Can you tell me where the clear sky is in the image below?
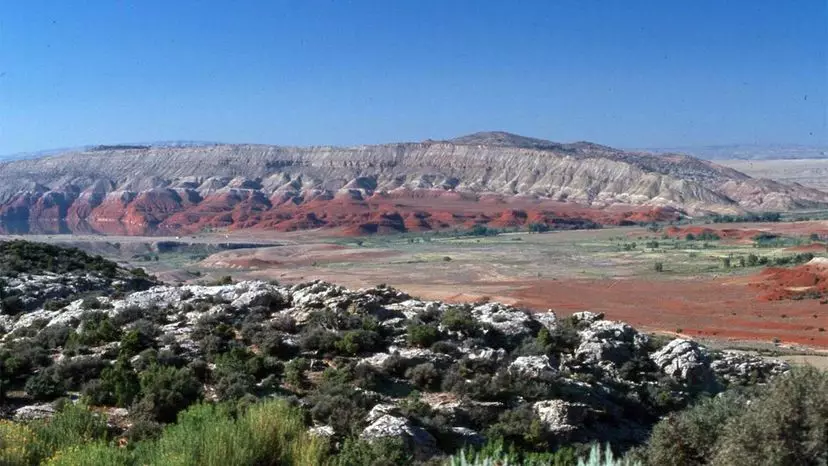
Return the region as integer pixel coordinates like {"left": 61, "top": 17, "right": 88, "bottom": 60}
{"left": 1, "top": 0, "right": 826, "bottom": 154}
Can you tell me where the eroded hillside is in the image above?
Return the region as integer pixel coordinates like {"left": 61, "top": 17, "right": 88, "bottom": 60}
{"left": 1, "top": 132, "right": 826, "bottom": 235}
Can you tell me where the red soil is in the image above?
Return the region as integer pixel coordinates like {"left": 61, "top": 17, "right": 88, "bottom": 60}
{"left": 160, "top": 192, "right": 682, "bottom": 237}
{"left": 665, "top": 221, "right": 828, "bottom": 243}
{"left": 664, "top": 226, "right": 762, "bottom": 241}
{"left": 749, "top": 260, "right": 828, "bottom": 301}
{"left": 508, "top": 277, "right": 828, "bottom": 347}
{"left": 784, "top": 243, "right": 827, "bottom": 253}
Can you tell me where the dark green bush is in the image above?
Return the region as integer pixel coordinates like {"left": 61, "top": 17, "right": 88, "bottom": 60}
{"left": 43, "top": 298, "right": 70, "bottom": 311}
{"left": 25, "top": 366, "right": 66, "bottom": 400}
{"left": 711, "top": 367, "right": 828, "bottom": 465}
{"left": 645, "top": 367, "right": 828, "bottom": 466}
{"left": 299, "top": 327, "right": 340, "bottom": 355}
{"left": 1, "top": 295, "right": 26, "bottom": 315}
{"left": 0, "top": 240, "right": 119, "bottom": 276}
{"left": 407, "top": 322, "right": 440, "bottom": 348}
{"left": 334, "top": 329, "right": 381, "bottom": 356}
{"left": 285, "top": 357, "right": 310, "bottom": 389}
{"left": 645, "top": 391, "right": 747, "bottom": 465}
{"left": 406, "top": 362, "right": 441, "bottom": 390}
{"left": 487, "top": 404, "right": 549, "bottom": 451}
{"left": 308, "top": 380, "right": 375, "bottom": 436}
{"left": 104, "top": 357, "right": 141, "bottom": 407}
{"left": 122, "top": 319, "right": 160, "bottom": 351}
{"left": 71, "top": 312, "right": 122, "bottom": 347}
{"left": 27, "top": 403, "right": 110, "bottom": 463}
{"left": 33, "top": 324, "right": 74, "bottom": 349}
{"left": 55, "top": 356, "right": 107, "bottom": 390}
{"left": 133, "top": 365, "right": 203, "bottom": 422}
{"left": 331, "top": 437, "right": 411, "bottom": 466}
{"left": 0, "top": 339, "right": 51, "bottom": 384}
{"left": 441, "top": 307, "right": 479, "bottom": 334}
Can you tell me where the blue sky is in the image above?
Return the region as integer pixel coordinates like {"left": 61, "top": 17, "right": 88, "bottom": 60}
{"left": 1, "top": 1, "right": 825, "bottom": 154}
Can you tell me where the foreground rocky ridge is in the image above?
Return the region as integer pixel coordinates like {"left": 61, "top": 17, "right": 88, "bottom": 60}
{"left": 0, "top": 272, "right": 790, "bottom": 460}
{"left": 1, "top": 132, "right": 826, "bottom": 235}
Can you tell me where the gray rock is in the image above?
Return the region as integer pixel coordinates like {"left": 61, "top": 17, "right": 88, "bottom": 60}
{"left": 230, "top": 282, "right": 288, "bottom": 309}
{"left": 534, "top": 310, "right": 559, "bottom": 332}
{"left": 471, "top": 303, "right": 533, "bottom": 339}
{"left": 360, "top": 415, "right": 438, "bottom": 460}
{"left": 14, "top": 403, "right": 56, "bottom": 421}
{"left": 571, "top": 311, "right": 604, "bottom": 325}
{"left": 575, "top": 320, "right": 641, "bottom": 365}
{"left": 385, "top": 345, "right": 452, "bottom": 367}
{"left": 711, "top": 351, "right": 790, "bottom": 385}
{"left": 449, "top": 426, "right": 486, "bottom": 447}
{"left": 365, "top": 403, "right": 400, "bottom": 424}
{"left": 533, "top": 399, "right": 589, "bottom": 433}
{"left": 651, "top": 338, "right": 714, "bottom": 386}
{"left": 359, "top": 352, "right": 393, "bottom": 369}
{"left": 509, "top": 355, "right": 558, "bottom": 379}
{"left": 465, "top": 347, "right": 508, "bottom": 363}
{"left": 308, "top": 425, "right": 336, "bottom": 438}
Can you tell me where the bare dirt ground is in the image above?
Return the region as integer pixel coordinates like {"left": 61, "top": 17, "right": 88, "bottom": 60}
{"left": 193, "top": 224, "right": 828, "bottom": 349}
{"left": 6, "top": 219, "right": 828, "bottom": 352}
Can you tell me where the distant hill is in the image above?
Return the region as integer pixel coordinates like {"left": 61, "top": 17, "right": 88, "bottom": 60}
{"left": 0, "top": 141, "right": 219, "bottom": 161}
{"left": 1, "top": 132, "right": 827, "bottom": 235}
{"left": 641, "top": 144, "right": 828, "bottom": 160}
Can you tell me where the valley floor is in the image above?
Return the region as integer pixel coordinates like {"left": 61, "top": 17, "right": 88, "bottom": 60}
{"left": 6, "top": 218, "right": 828, "bottom": 353}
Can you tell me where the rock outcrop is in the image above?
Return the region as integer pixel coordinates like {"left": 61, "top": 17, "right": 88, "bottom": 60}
{"left": 0, "top": 272, "right": 791, "bottom": 460}
{"left": 2, "top": 132, "right": 826, "bottom": 235}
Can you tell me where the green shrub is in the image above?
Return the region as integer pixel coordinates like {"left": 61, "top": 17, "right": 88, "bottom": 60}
{"left": 44, "top": 441, "right": 132, "bottom": 466}
{"left": 406, "top": 362, "right": 441, "bottom": 390}
{"left": 335, "top": 329, "right": 381, "bottom": 356}
{"left": 407, "top": 323, "right": 440, "bottom": 348}
{"left": 308, "top": 380, "right": 375, "bottom": 436}
{"left": 645, "top": 391, "right": 746, "bottom": 465}
{"left": 17, "top": 400, "right": 326, "bottom": 466}
{"left": 80, "top": 296, "right": 105, "bottom": 310}
{"left": 34, "top": 325, "right": 74, "bottom": 349}
{"left": 141, "top": 400, "right": 327, "bottom": 466}
{"left": 102, "top": 357, "right": 141, "bottom": 407}
{"left": 43, "top": 299, "right": 70, "bottom": 312}
{"left": 0, "top": 240, "right": 119, "bottom": 276}
{"left": 1, "top": 295, "right": 26, "bottom": 315}
{"left": 711, "top": 367, "right": 828, "bottom": 465}
{"left": 331, "top": 437, "right": 411, "bottom": 466}
{"left": 213, "top": 275, "right": 234, "bottom": 286}
{"left": 299, "top": 328, "right": 340, "bottom": 355}
{"left": 645, "top": 367, "right": 828, "bottom": 466}
{"left": 577, "top": 443, "right": 640, "bottom": 466}
{"left": 133, "top": 365, "right": 203, "bottom": 423}
{"left": 0, "top": 420, "right": 35, "bottom": 466}
{"left": 119, "top": 323, "right": 159, "bottom": 358}
{"left": 486, "top": 405, "right": 548, "bottom": 450}
{"left": 71, "top": 312, "right": 121, "bottom": 347}
{"left": 28, "top": 404, "right": 109, "bottom": 463}
{"left": 446, "top": 438, "right": 579, "bottom": 466}
{"left": 0, "top": 340, "right": 52, "bottom": 385}
{"left": 284, "top": 357, "right": 310, "bottom": 389}
{"left": 56, "top": 357, "right": 107, "bottom": 390}
{"left": 441, "top": 307, "right": 478, "bottom": 334}
{"left": 213, "top": 368, "right": 255, "bottom": 401}
{"left": 25, "top": 366, "right": 65, "bottom": 401}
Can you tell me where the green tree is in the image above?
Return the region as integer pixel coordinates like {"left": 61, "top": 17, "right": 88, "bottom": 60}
{"left": 101, "top": 357, "right": 140, "bottom": 407}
